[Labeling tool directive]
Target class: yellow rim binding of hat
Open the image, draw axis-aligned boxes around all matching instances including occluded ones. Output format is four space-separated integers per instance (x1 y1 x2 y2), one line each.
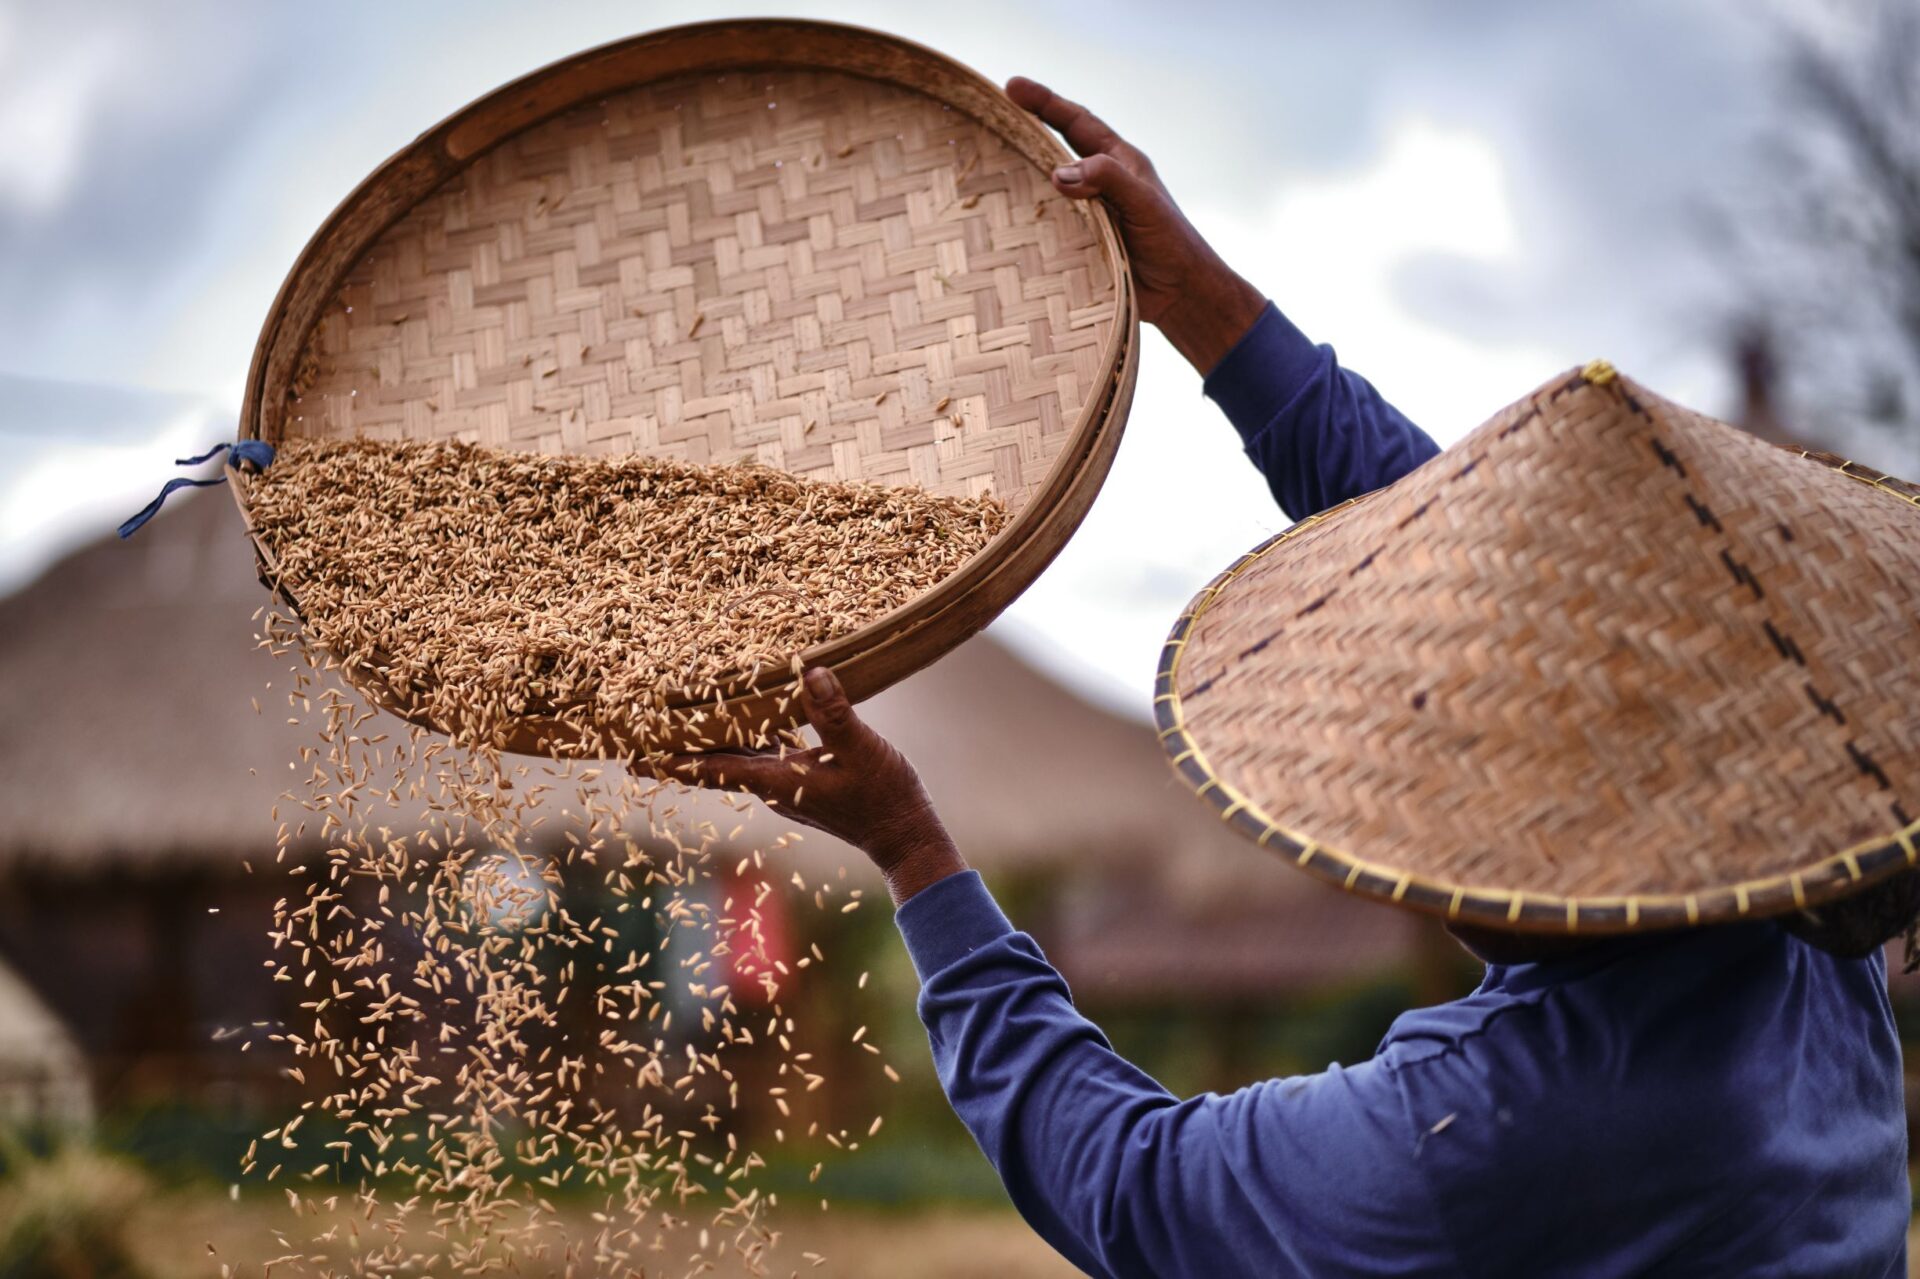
1154 368 1920 935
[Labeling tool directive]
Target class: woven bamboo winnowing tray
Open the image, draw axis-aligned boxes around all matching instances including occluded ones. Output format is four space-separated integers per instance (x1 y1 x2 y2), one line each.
232 20 1138 755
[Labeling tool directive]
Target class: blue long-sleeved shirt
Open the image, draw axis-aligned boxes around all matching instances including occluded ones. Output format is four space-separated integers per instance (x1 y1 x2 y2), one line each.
1204 302 1440 521
894 305 1911 1277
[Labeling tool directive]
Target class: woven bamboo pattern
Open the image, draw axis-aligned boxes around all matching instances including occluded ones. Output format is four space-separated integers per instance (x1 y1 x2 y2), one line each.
1157 365 1920 933
281 67 1117 507
231 21 1136 754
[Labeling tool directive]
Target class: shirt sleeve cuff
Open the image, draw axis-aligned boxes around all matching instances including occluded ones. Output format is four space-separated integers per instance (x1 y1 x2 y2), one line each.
894 869 1016 984
1201 301 1326 446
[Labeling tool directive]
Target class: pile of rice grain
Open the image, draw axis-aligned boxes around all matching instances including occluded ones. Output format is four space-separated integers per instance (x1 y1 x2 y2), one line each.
245 437 1008 752
231 438 975 1275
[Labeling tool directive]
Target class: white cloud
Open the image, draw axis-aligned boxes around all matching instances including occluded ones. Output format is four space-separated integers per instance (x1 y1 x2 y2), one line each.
0 4 1754 722
0 20 127 216
1207 118 1559 440
0 404 227 594
999 118 1561 716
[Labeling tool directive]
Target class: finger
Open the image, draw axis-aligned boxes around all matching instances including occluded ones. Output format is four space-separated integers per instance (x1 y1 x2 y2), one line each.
1004 75 1051 113
1003 76 1124 159
662 749 802 806
797 666 879 761
1051 153 1164 224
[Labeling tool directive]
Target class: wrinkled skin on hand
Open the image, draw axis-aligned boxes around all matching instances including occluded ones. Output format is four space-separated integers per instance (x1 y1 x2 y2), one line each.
666 78 1279 904
663 668 967 906
1005 75 1266 374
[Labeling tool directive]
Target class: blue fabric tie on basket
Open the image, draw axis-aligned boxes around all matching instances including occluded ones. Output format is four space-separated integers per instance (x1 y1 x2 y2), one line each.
118 440 276 538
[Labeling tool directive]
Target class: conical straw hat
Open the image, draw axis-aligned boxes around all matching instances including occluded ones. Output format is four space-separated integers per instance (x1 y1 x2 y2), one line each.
1156 363 1920 934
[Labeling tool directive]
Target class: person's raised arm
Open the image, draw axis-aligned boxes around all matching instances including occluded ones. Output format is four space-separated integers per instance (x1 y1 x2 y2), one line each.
1006 76 1441 520
664 670 1451 1278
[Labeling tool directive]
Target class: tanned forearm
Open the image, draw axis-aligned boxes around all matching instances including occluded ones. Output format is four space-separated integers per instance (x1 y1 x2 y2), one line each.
665 669 970 906
878 832 970 907
1156 263 1268 376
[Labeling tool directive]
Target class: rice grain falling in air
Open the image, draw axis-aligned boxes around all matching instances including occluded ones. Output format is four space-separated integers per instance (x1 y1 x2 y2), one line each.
234 438 993 1275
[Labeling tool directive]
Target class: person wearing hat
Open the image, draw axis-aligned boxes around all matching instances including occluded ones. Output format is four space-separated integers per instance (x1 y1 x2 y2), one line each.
674 78 1915 1276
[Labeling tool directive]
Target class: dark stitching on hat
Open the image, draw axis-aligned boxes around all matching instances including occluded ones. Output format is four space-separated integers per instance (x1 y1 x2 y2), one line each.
1806 682 1847 725
1229 434 1492 691
1203 386 1567 845
1322 439 1493 629
1497 407 1542 440
1848 741 1893 790
1650 437 1688 476
1763 620 1806 666
1632 406 1912 852
1719 550 1764 600
1158 379 1920 936
1303 418 1521 702
1683 494 1723 532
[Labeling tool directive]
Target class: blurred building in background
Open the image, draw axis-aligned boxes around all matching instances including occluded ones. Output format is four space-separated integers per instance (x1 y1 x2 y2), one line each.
0 491 1428 1127
0 960 90 1128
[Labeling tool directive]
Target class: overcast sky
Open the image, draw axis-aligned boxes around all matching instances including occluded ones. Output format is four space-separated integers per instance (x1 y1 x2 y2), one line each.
1 0 1805 714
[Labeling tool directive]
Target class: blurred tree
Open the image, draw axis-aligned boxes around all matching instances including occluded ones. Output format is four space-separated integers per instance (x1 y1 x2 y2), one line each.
0 1141 153 1279
1724 0 1920 470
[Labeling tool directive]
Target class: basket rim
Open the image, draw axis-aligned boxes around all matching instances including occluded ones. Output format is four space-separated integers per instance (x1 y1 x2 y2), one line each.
231 318 1137 756
1153 395 1920 937
234 17 1137 726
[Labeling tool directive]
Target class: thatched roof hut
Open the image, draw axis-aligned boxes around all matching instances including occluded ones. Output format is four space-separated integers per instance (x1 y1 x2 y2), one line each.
0 491 1418 1061
0 957 90 1126
0 491 1237 872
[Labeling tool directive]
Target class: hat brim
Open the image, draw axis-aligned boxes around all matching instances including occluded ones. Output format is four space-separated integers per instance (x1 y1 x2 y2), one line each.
1156 366 1920 935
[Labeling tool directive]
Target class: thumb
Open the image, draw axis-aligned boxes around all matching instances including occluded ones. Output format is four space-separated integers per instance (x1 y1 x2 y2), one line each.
798 666 874 758
1052 153 1161 224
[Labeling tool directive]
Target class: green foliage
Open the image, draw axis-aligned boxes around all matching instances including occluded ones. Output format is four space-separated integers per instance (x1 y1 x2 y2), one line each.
747 1135 1006 1208
0 1141 154 1279
1090 972 1432 1097
96 1101 263 1181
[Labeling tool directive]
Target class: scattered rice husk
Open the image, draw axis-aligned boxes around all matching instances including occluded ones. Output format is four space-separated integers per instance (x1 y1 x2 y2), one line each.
244 438 1007 756
232 439 967 1274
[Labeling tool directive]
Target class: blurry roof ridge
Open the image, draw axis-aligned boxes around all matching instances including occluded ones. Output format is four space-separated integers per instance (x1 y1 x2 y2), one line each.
0 370 226 439
0 491 1291 901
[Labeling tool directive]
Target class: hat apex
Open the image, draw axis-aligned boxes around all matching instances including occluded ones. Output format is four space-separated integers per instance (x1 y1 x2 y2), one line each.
1159 367 1920 934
